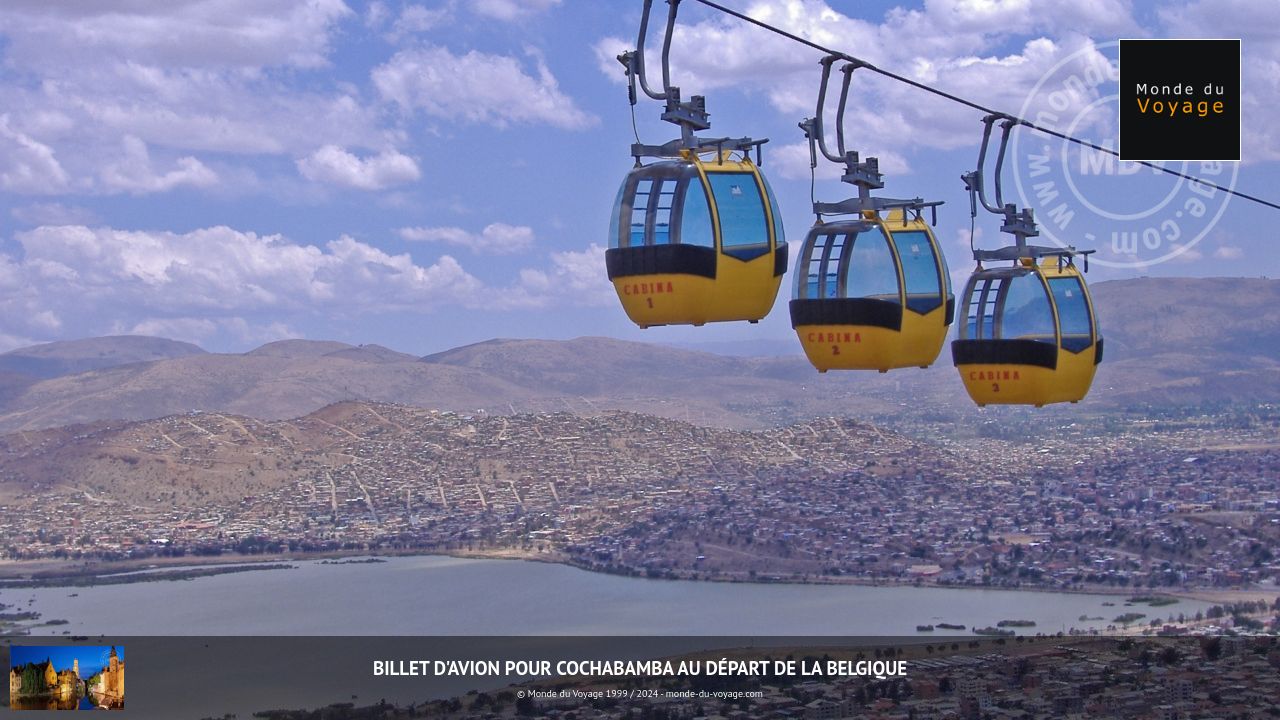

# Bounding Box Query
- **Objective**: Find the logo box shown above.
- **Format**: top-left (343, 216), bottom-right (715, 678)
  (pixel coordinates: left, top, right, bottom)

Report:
top-left (1119, 39), bottom-right (1240, 161)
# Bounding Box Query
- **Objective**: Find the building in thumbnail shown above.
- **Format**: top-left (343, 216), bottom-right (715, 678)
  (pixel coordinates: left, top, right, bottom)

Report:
top-left (55, 659), bottom-right (80, 698)
top-left (93, 647), bottom-right (124, 704)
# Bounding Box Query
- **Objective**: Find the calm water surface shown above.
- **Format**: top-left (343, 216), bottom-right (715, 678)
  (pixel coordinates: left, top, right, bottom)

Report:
top-left (7, 555), bottom-right (1208, 636)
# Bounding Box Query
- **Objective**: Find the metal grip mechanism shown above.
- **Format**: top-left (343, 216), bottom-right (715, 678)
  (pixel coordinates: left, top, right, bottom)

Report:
top-left (963, 114), bottom-right (1093, 265)
top-left (964, 114), bottom-right (1041, 256)
top-left (619, 0), bottom-right (731, 151)
top-left (803, 55), bottom-right (941, 223)
top-left (801, 55), bottom-right (867, 166)
top-left (618, 0), bottom-right (671, 103)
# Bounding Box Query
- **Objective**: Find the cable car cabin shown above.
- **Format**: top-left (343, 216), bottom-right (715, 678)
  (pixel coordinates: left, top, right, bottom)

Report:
top-left (952, 257), bottom-right (1102, 407)
top-left (606, 151), bottom-right (788, 328)
top-left (790, 209), bottom-right (953, 372)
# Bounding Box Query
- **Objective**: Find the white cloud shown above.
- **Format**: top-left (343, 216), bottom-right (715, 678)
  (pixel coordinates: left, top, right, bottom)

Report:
top-left (771, 141), bottom-right (911, 182)
top-left (366, 1), bottom-right (391, 29)
top-left (472, 0), bottom-right (561, 21)
top-left (400, 223), bottom-right (535, 254)
top-left (0, 331), bottom-right (40, 354)
top-left (2, 224), bottom-right (614, 348)
top-left (387, 4), bottom-right (452, 42)
top-left (1168, 243), bottom-right (1204, 262)
top-left (508, 244), bottom-right (614, 308)
top-left (126, 317), bottom-right (220, 344)
top-left (0, 1), bottom-right (397, 196)
top-left (373, 46), bottom-right (597, 129)
top-left (34, 65), bottom-right (390, 158)
top-left (100, 136), bottom-right (218, 194)
top-left (124, 317), bottom-right (297, 346)
top-left (0, 114), bottom-right (70, 194)
top-left (1213, 246), bottom-right (1244, 260)
top-left (0, 0), bottom-right (354, 71)
top-left (10, 202), bottom-right (100, 226)
top-left (297, 145), bottom-right (421, 190)
top-left (0, 225), bottom-right (492, 343)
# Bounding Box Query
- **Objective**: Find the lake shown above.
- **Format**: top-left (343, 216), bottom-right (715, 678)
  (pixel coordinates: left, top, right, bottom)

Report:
top-left (6, 554), bottom-right (1206, 636)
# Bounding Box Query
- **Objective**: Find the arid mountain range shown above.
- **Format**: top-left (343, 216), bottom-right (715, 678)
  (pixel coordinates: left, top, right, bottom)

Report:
top-left (0, 277), bottom-right (1276, 434)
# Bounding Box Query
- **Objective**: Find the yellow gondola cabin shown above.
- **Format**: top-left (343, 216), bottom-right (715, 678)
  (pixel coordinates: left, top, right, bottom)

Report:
top-left (952, 256), bottom-right (1102, 406)
top-left (606, 149), bottom-right (787, 328)
top-left (791, 208), bottom-right (952, 372)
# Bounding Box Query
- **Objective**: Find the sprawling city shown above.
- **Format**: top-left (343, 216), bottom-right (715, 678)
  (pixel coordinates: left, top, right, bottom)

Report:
top-left (2, 402), bottom-right (1277, 599)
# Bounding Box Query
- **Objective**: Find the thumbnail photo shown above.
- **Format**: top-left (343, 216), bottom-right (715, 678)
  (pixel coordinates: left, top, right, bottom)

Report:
top-left (9, 646), bottom-right (124, 711)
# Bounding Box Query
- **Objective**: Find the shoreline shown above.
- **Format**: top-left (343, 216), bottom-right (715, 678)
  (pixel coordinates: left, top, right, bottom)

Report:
top-left (0, 548), bottom-right (1272, 607)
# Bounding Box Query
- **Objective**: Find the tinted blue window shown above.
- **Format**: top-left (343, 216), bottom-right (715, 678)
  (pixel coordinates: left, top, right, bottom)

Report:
top-left (609, 179), bottom-right (627, 249)
top-left (962, 278), bottom-right (995, 339)
top-left (846, 228), bottom-right (899, 302)
top-left (806, 240), bottom-right (823, 299)
top-left (998, 273), bottom-right (1055, 342)
top-left (707, 172), bottom-right (768, 249)
top-left (1049, 276), bottom-right (1093, 350)
top-left (890, 231), bottom-right (941, 297)
top-left (680, 181), bottom-right (714, 248)
top-left (629, 178), bottom-right (652, 247)
top-left (652, 180), bottom-right (675, 245)
top-left (1049, 277), bottom-right (1091, 336)
top-left (794, 230), bottom-right (828, 300)
top-left (822, 234), bottom-right (848, 298)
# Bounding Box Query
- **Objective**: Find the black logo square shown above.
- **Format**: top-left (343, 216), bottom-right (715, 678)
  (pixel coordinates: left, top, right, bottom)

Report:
top-left (1119, 39), bottom-right (1240, 161)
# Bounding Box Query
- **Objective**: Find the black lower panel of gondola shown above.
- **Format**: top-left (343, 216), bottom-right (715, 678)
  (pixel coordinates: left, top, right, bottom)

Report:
top-left (789, 298), bottom-right (902, 331)
top-left (605, 245), bottom-right (717, 280)
top-left (951, 338), bottom-right (1058, 370)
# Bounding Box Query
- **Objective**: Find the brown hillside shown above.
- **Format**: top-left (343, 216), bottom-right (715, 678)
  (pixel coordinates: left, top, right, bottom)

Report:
top-left (0, 278), bottom-right (1275, 433)
top-left (0, 335), bottom-right (205, 379)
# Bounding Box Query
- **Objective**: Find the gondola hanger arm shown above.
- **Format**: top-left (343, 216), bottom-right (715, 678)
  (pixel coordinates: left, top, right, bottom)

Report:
top-left (621, 0), bottom-right (672, 103)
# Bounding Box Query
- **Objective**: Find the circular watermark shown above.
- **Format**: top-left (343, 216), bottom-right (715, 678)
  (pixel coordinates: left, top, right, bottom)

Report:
top-left (1010, 40), bottom-right (1237, 269)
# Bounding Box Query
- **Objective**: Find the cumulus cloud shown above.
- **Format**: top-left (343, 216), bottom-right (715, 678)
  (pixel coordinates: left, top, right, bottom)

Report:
top-left (472, 0), bottom-right (562, 21)
top-left (399, 223), bottom-right (536, 254)
top-left (297, 146), bottom-right (421, 190)
top-left (124, 317), bottom-right (298, 346)
top-left (508, 244), bottom-right (614, 308)
top-left (386, 4), bottom-right (452, 42)
top-left (0, 225), bottom-right (491, 344)
top-left (0, 0), bottom-right (354, 71)
top-left (1168, 243), bottom-right (1205, 262)
top-left (771, 141), bottom-right (911, 182)
top-left (373, 46), bottom-right (597, 129)
top-left (365, 1), bottom-right (391, 29)
top-left (0, 225), bottom-right (620, 346)
top-left (100, 136), bottom-right (218, 194)
top-left (0, 332), bottom-right (40, 354)
top-left (125, 317), bottom-right (220, 344)
top-left (0, 114), bottom-right (70, 194)
top-left (0, 0), bottom-right (398, 195)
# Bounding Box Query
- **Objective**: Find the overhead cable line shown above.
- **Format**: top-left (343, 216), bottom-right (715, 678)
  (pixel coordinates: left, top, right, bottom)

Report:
top-left (690, 0), bottom-right (1280, 212)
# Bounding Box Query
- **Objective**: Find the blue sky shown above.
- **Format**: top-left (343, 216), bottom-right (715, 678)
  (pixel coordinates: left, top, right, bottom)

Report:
top-left (11, 645), bottom-right (123, 678)
top-left (0, 0), bottom-right (1277, 355)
